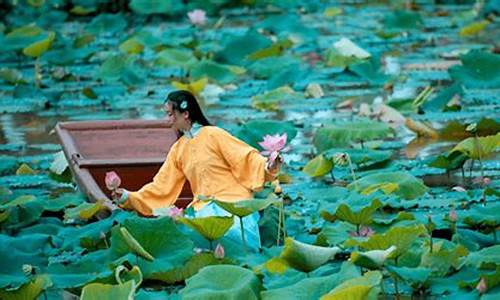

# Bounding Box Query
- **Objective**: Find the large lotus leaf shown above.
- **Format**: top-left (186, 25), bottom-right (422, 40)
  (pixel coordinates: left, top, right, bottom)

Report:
top-left (347, 171), bottom-right (428, 200)
top-left (280, 238), bottom-right (341, 272)
top-left (155, 48), bottom-right (198, 69)
top-left (334, 199), bottom-right (382, 226)
top-left (80, 280), bottom-right (135, 300)
top-left (0, 275), bottom-right (52, 300)
top-left (439, 118), bottom-right (500, 141)
top-left (86, 14), bottom-right (127, 34)
top-left (251, 86), bottom-right (303, 111)
top-left (429, 151), bottom-right (468, 171)
top-left (349, 57), bottom-right (390, 85)
top-left (313, 120), bottom-right (393, 152)
top-left (248, 39), bottom-right (294, 61)
top-left (149, 253), bottom-right (233, 284)
top-left (110, 217), bottom-right (194, 277)
top-left (461, 245), bottom-right (500, 269)
top-left (350, 246), bottom-right (397, 270)
top-left (420, 243), bottom-right (468, 276)
top-left (0, 25), bottom-right (46, 52)
top-left (0, 234), bottom-right (49, 289)
top-left (23, 32), bottom-right (55, 58)
top-left (303, 154), bottom-right (334, 177)
top-left (324, 48), bottom-right (363, 68)
top-left (216, 29), bottom-right (272, 65)
top-left (383, 10), bottom-right (423, 30)
top-left (462, 204), bottom-right (500, 227)
top-left (235, 119), bottom-right (297, 149)
top-left (321, 271), bottom-right (382, 300)
top-left (179, 216), bottom-right (234, 241)
top-left (63, 201), bottom-right (107, 222)
top-left (212, 196), bottom-right (279, 218)
top-left (190, 60), bottom-right (244, 84)
top-left (119, 227), bottom-right (155, 261)
top-left (45, 46), bottom-right (95, 65)
top-left (323, 148), bottom-right (392, 170)
top-left (261, 262), bottom-right (360, 300)
top-left (422, 83), bottom-right (463, 112)
top-left (45, 249), bottom-right (114, 289)
top-left (316, 222), bottom-right (355, 247)
top-left (180, 265), bottom-right (262, 300)
top-left (129, 0), bottom-right (185, 15)
top-left (97, 54), bottom-right (131, 81)
top-left (248, 55), bottom-right (301, 79)
top-left (450, 133), bottom-right (500, 160)
top-left (387, 266), bottom-right (432, 286)
top-left (0, 68), bottom-right (26, 85)
top-left (449, 50), bottom-right (500, 88)
top-left (357, 225), bottom-right (427, 259)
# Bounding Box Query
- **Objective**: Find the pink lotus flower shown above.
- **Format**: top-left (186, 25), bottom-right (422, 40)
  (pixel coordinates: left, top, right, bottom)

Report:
top-left (476, 277), bottom-right (487, 294)
top-left (105, 171), bottom-right (121, 191)
top-left (167, 207), bottom-right (183, 219)
top-left (259, 133), bottom-right (290, 164)
top-left (214, 243), bottom-right (225, 259)
top-left (349, 226), bottom-right (375, 237)
top-left (187, 9), bottom-right (207, 26)
top-left (473, 176), bottom-right (491, 186)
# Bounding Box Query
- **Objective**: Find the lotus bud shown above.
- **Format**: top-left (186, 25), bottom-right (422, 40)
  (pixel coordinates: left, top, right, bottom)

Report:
top-left (449, 209), bottom-right (457, 222)
top-left (214, 243), bottom-right (225, 259)
top-left (105, 171), bottom-right (121, 191)
top-left (332, 152), bottom-right (348, 166)
top-left (100, 231), bottom-right (106, 240)
top-left (22, 264), bottom-right (34, 276)
top-left (305, 83), bottom-right (324, 99)
top-left (476, 277), bottom-right (487, 294)
top-left (483, 177), bottom-right (491, 186)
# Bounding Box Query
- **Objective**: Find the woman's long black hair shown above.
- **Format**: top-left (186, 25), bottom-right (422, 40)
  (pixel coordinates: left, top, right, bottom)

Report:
top-left (165, 90), bottom-right (211, 126)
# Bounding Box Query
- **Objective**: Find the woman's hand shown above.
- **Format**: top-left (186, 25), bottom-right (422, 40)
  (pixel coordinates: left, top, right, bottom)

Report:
top-left (266, 153), bottom-right (283, 175)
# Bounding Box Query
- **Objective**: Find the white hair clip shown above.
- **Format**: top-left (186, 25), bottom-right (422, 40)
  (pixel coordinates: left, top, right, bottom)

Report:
top-left (180, 100), bottom-right (188, 109)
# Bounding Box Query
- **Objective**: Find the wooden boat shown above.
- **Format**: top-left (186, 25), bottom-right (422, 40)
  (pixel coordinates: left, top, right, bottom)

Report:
top-left (55, 119), bottom-right (193, 208)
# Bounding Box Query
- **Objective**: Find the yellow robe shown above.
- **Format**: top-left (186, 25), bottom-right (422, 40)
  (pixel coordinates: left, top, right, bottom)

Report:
top-left (122, 126), bottom-right (276, 216)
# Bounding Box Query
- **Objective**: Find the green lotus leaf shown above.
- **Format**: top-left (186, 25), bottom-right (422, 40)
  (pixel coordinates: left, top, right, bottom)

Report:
top-left (349, 57), bottom-right (390, 85)
top-left (251, 86), bottom-right (302, 111)
top-left (386, 266), bottom-right (432, 286)
top-left (0, 68), bottom-right (26, 85)
top-left (119, 227), bottom-right (155, 262)
top-left (129, 0), bottom-right (185, 15)
top-left (449, 50), bottom-right (500, 88)
top-left (429, 151), bottom-right (468, 171)
top-left (110, 217), bottom-right (194, 278)
top-left (324, 48), bottom-right (363, 68)
top-left (155, 48), bottom-right (198, 68)
top-left (280, 238), bottom-right (341, 272)
top-left (334, 199), bottom-right (382, 226)
top-left (179, 216), bottom-right (234, 241)
top-left (190, 60), bottom-right (244, 84)
top-left (86, 14), bottom-right (127, 34)
top-left (463, 204), bottom-right (500, 228)
top-left (450, 133), bottom-right (500, 160)
top-left (216, 29), bottom-right (272, 65)
top-left (323, 148), bottom-right (392, 170)
top-left (313, 120), bottom-right (393, 152)
top-left (80, 280), bottom-right (136, 300)
top-left (0, 275), bottom-right (52, 300)
top-left (420, 243), bottom-right (468, 276)
top-left (351, 246), bottom-right (397, 270)
top-left (212, 196), bottom-right (279, 218)
top-left (348, 171), bottom-right (428, 200)
top-left (235, 119), bottom-right (297, 149)
top-left (149, 253), bottom-right (232, 284)
top-left (23, 32), bottom-right (55, 58)
top-left (303, 154), bottom-right (333, 177)
top-left (383, 10), bottom-right (423, 30)
top-left (64, 201), bottom-right (107, 222)
top-left (180, 265), bottom-right (262, 300)
top-left (261, 262), bottom-right (360, 300)
top-left (321, 271), bottom-right (382, 300)
top-left (461, 245), bottom-right (500, 270)
top-left (119, 38), bottom-right (144, 55)
top-left (357, 225), bottom-right (427, 259)
top-left (247, 39), bottom-right (293, 61)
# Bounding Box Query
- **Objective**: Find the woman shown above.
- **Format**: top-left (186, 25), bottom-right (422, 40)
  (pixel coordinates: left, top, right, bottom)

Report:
top-left (114, 90), bottom-right (282, 249)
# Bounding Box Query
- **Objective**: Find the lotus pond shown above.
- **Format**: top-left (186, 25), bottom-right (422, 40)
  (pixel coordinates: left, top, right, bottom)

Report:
top-left (0, 0), bottom-right (499, 299)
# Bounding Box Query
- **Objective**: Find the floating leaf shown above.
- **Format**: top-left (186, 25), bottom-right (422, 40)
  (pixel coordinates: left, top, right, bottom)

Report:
top-left (16, 163), bottom-right (36, 175)
top-left (23, 32), bottom-right (55, 58)
top-left (251, 86), bottom-right (302, 111)
top-left (313, 120), bottom-right (392, 152)
top-left (156, 48), bottom-right (198, 68)
top-left (303, 154), bottom-right (333, 177)
top-left (280, 238), bottom-right (341, 272)
top-left (450, 133), bottom-right (500, 160)
top-left (449, 50), bottom-right (500, 88)
top-left (119, 227), bottom-right (155, 261)
top-left (334, 200), bottom-right (382, 227)
top-left (0, 275), bottom-right (52, 300)
top-left (171, 77), bottom-right (207, 96)
top-left (80, 280), bottom-right (135, 300)
top-left (180, 265), bottom-right (262, 300)
top-left (348, 171), bottom-right (428, 200)
top-left (351, 246), bottom-right (397, 270)
top-left (321, 271), bottom-right (382, 300)
top-left (119, 38), bottom-right (144, 55)
top-left (459, 20), bottom-right (490, 37)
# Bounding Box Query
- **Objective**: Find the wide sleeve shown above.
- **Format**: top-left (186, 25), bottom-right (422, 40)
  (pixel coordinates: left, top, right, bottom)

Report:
top-left (121, 142), bottom-right (186, 216)
top-left (212, 127), bottom-right (277, 192)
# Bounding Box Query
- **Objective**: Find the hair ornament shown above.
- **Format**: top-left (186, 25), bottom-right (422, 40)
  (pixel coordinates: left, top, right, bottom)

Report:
top-left (180, 100), bottom-right (188, 109)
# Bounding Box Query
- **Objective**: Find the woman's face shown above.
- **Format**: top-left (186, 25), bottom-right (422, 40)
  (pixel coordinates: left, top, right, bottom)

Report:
top-left (164, 101), bottom-right (190, 131)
